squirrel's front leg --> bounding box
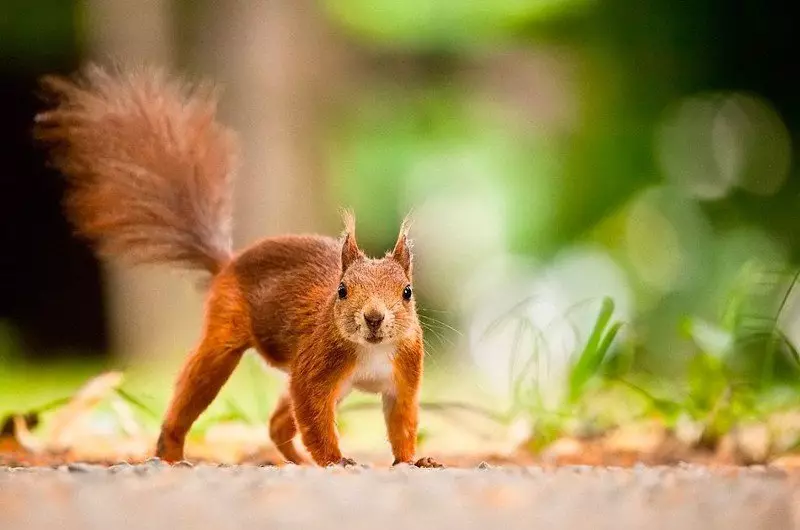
[384,337,444,468]
[290,346,355,466]
[382,391,418,464]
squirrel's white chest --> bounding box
[347,343,397,394]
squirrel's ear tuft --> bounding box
[340,208,363,271]
[391,213,413,275]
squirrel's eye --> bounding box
[402,285,412,300]
[337,282,348,299]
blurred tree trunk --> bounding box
[83,0,207,363]
[83,0,346,362]
[190,0,342,243]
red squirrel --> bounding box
[34,65,441,468]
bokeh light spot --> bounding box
[657,92,791,200]
[625,196,683,293]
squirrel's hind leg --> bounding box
[156,335,247,462]
[269,391,307,464]
[156,274,251,462]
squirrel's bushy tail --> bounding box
[34,64,237,276]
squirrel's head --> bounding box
[333,211,418,346]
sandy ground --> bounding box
[1,462,797,530]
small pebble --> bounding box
[477,461,493,470]
[760,466,788,479]
[145,457,165,467]
[174,461,194,469]
[108,463,134,474]
[134,465,153,476]
[68,463,100,473]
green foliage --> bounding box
[0,320,21,364]
[0,0,77,65]
[498,267,800,455]
[568,297,623,404]
[416,427,431,448]
[327,89,558,256]
[616,266,800,451]
[323,0,595,51]
[620,351,754,450]
[486,296,624,451]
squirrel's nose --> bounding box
[363,310,385,331]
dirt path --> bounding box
[1,463,797,529]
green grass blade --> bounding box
[763,268,800,386]
[614,378,682,420]
[114,388,160,420]
[568,297,617,403]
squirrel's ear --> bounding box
[391,214,413,276]
[340,209,363,271]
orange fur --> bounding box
[35,64,439,468]
[156,271,250,461]
[34,64,236,274]
[385,336,424,464]
[269,391,306,464]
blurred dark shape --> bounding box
[0,0,108,359]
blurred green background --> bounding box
[2,0,800,457]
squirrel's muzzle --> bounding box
[363,310,385,331]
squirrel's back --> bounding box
[35,64,238,275]
[231,234,342,367]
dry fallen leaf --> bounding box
[109,397,145,438]
[540,437,585,465]
[46,371,124,449]
[12,415,45,453]
[604,422,667,454]
[199,422,271,463]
